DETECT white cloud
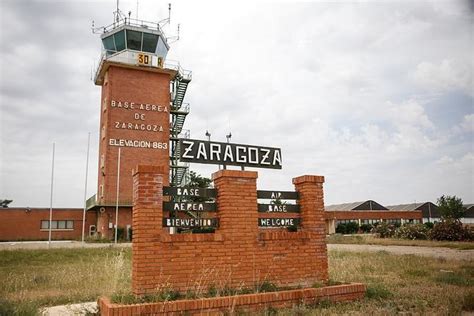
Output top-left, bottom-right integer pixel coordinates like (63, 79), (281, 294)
(413, 59), (473, 96)
(1, 0), (473, 207)
(386, 99), (434, 129)
(460, 114), (474, 133)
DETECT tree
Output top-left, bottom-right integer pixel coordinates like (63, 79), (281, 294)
(187, 171), (212, 203)
(188, 171), (212, 189)
(437, 195), (465, 221)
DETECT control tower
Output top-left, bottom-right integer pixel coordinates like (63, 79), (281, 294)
(86, 9), (191, 238)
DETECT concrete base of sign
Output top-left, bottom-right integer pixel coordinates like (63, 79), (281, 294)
(98, 283), (366, 315)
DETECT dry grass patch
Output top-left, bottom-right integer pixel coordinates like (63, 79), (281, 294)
(327, 233), (474, 249)
(0, 247), (130, 314)
(0, 247), (473, 315)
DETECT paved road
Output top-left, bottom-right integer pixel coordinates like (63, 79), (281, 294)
(328, 243), (474, 261)
(0, 240), (131, 250)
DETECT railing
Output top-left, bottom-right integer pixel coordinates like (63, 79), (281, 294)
(85, 194), (134, 209)
(93, 17), (166, 37)
(94, 51), (192, 83)
(171, 102), (190, 113)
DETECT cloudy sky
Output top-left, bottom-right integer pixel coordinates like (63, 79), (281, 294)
(0, 0), (472, 208)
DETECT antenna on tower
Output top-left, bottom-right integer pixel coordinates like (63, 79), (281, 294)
(167, 24), (180, 44)
(168, 3), (171, 23)
(116, 0), (120, 23)
(158, 3), (171, 27)
(136, 0), (139, 20)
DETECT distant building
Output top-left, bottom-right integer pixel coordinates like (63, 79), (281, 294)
(325, 200), (474, 234)
(386, 202), (440, 223)
(324, 200), (422, 234)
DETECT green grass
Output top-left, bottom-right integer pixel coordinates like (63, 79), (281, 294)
(327, 233), (474, 250)
(0, 247), (473, 315)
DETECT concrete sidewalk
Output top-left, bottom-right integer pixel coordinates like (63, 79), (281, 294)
(41, 302), (97, 316)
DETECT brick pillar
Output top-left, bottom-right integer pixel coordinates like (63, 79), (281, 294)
(293, 175), (328, 280)
(292, 175), (325, 232)
(212, 170), (258, 239)
(132, 165), (165, 295)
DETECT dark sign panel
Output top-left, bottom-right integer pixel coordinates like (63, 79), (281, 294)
(163, 186), (216, 198)
(258, 218), (300, 227)
(163, 218), (219, 228)
(163, 202), (217, 212)
(179, 139), (282, 169)
(257, 190), (298, 200)
(258, 204), (300, 213)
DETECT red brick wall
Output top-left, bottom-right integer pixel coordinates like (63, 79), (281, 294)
(325, 210), (422, 220)
(0, 208), (97, 241)
(132, 166), (329, 295)
(96, 207), (133, 239)
(96, 65), (172, 207)
(99, 283), (366, 315)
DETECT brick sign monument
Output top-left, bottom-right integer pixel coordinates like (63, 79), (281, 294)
(93, 9), (365, 315)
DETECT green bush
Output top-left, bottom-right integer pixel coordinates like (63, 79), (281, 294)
(424, 222), (434, 229)
(373, 222), (396, 238)
(335, 222), (359, 234)
(359, 223), (373, 233)
(430, 220), (473, 241)
(394, 224), (429, 240)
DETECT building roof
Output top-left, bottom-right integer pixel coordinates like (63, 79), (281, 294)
(464, 204), (474, 218)
(325, 200), (388, 211)
(386, 202), (430, 211)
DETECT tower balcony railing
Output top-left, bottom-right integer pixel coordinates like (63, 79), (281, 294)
(170, 102), (190, 113)
(94, 50), (192, 83)
(94, 16), (166, 36)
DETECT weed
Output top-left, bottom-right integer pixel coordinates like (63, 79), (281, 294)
(405, 269), (428, 277)
(463, 292), (474, 311)
(257, 281), (278, 293)
(434, 272), (472, 286)
(365, 284), (392, 300)
(312, 281), (325, 288)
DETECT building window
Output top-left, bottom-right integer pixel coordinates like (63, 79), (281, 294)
(361, 219), (381, 225)
(336, 219), (358, 225)
(40, 220), (74, 230)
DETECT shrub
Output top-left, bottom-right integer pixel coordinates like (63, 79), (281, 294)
(359, 223), (373, 233)
(336, 222), (359, 234)
(430, 220), (473, 241)
(424, 222), (434, 229)
(335, 223), (346, 234)
(394, 224), (429, 240)
(373, 222), (396, 238)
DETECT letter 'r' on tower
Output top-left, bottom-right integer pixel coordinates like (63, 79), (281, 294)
(88, 6), (192, 238)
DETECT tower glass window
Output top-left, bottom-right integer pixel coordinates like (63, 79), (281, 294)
(126, 30), (142, 51)
(102, 35), (116, 53)
(114, 31), (126, 51)
(142, 33), (158, 53)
